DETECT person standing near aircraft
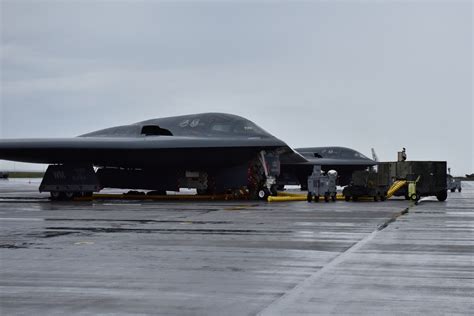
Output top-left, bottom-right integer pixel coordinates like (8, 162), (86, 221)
(398, 148), (407, 162)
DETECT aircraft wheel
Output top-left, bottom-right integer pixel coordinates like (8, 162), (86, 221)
(458, 188), (462, 192)
(307, 192), (313, 203)
(450, 188), (455, 192)
(257, 188), (270, 201)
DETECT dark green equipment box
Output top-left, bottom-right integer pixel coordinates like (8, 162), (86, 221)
(378, 161), (447, 201)
(342, 170), (390, 201)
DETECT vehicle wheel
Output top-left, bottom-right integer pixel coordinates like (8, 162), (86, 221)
(344, 195), (351, 202)
(380, 193), (387, 202)
(324, 194), (330, 202)
(410, 193), (419, 202)
(331, 194), (337, 202)
(450, 188), (455, 192)
(314, 195), (320, 202)
(258, 188), (270, 201)
(458, 188), (462, 192)
(436, 191), (447, 202)
(307, 192), (313, 203)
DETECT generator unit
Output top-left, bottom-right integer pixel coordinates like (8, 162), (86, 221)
(307, 165), (337, 202)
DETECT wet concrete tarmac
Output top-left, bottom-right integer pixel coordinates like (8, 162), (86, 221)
(0, 179), (473, 315)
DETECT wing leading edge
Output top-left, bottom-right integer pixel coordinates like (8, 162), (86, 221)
(0, 136), (299, 168)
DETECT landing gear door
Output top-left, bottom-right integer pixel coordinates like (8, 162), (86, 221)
(264, 152), (281, 177)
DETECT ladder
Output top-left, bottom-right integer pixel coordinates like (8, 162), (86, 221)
(386, 180), (407, 198)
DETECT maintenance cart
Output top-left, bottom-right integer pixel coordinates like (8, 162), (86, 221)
(342, 170), (390, 202)
(307, 166), (337, 202)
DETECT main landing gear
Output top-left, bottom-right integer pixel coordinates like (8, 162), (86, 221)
(249, 151), (281, 201)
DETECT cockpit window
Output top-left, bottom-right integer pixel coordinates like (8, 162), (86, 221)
(141, 125), (173, 136)
(310, 148), (334, 158)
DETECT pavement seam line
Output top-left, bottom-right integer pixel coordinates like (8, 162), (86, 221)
(377, 206), (410, 231)
(257, 227), (379, 316)
(257, 204), (413, 316)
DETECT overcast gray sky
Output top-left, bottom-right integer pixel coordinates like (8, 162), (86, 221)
(0, 0), (472, 175)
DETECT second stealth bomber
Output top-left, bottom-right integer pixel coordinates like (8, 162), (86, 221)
(279, 146), (377, 188)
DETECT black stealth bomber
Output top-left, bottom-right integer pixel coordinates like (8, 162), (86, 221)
(0, 113), (306, 200)
(279, 146), (377, 188)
